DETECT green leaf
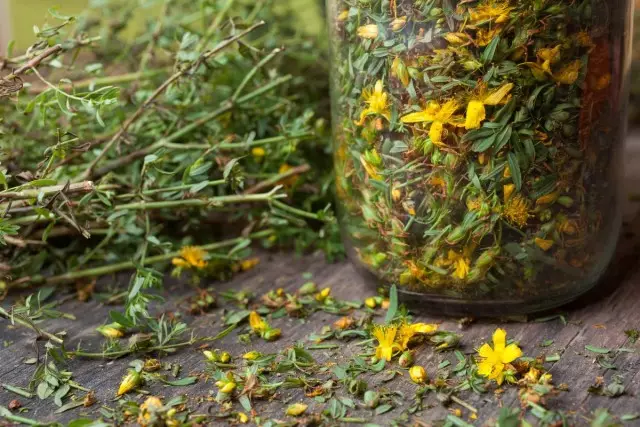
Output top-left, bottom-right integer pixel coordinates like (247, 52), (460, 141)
(471, 133), (497, 152)
(585, 345), (610, 354)
(507, 152), (522, 191)
(375, 404), (394, 415)
(481, 36), (500, 64)
(384, 284), (398, 324)
(162, 377), (198, 386)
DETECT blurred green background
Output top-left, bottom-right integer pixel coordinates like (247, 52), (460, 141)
(2, 0), (325, 51)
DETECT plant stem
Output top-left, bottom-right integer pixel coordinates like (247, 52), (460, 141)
(1, 45), (62, 81)
(114, 189), (285, 211)
(10, 229), (274, 288)
(116, 179), (226, 199)
(28, 69), (168, 94)
(0, 407), (40, 426)
(90, 74), (294, 179)
(82, 21), (266, 179)
(270, 199), (333, 223)
(244, 163), (310, 195)
(0, 181), (104, 200)
(0, 307), (64, 344)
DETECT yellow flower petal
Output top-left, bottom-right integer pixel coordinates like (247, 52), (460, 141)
(554, 60), (582, 85)
(411, 323), (439, 334)
(503, 184), (515, 202)
(357, 24), (379, 39)
(534, 237), (554, 251)
(464, 100), (486, 130)
(477, 343), (494, 359)
(429, 120), (445, 144)
(483, 83), (514, 106)
(401, 110), (434, 123)
(492, 328), (507, 352)
(501, 343), (523, 364)
(436, 100), (460, 122)
(477, 360), (494, 377)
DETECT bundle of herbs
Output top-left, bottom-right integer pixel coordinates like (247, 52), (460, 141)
(329, 0), (628, 304)
(0, 0), (341, 292)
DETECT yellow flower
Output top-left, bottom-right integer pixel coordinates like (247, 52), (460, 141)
(502, 184), (515, 202)
(278, 163), (299, 187)
(409, 365), (427, 384)
(469, 2), (513, 24)
(215, 372), (237, 394)
(534, 238), (554, 251)
(401, 100), (464, 145)
(286, 403), (308, 417)
(117, 369), (141, 396)
(476, 328), (523, 385)
(315, 287), (331, 302)
(249, 311), (269, 334)
(137, 396), (163, 427)
(337, 10), (349, 22)
(356, 80), (391, 126)
(365, 296), (378, 308)
(372, 325), (401, 361)
(239, 257), (260, 271)
(172, 246), (208, 269)
(238, 412), (249, 423)
(390, 16), (407, 31)
(554, 60), (582, 85)
(464, 83), (514, 130)
(503, 195), (530, 228)
(476, 27), (503, 46)
(357, 24), (379, 40)
(251, 147), (266, 158)
(397, 322), (439, 349)
(453, 257), (470, 280)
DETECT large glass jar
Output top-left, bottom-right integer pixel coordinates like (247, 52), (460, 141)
(328, 0), (632, 315)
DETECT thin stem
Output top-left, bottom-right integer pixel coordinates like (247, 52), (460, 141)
(270, 199), (333, 223)
(231, 47), (283, 102)
(82, 21), (266, 179)
(28, 69), (167, 94)
(116, 179), (226, 199)
(1, 45), (62, 81)
(10, 229), (274, 287)
(0, 181), (102, 200)
(244, 163), (310, 195)
(113, 189), (284, 211)
(0, 307), (64, 345)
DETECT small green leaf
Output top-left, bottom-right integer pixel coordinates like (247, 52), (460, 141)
(507, 152), (522, 191)
(585, 345), (610, 354)
(384, 284), (398, 324)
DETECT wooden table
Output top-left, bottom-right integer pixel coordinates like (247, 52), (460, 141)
(2, 135), (640, 425)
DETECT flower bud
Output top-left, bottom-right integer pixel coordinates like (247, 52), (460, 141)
(238, 412), (249, 423)
(96, 323), (124, 339)
(143, 358), (161, 372)
(399, 351), (414, 367)
(285, 403), (308, 416)
(364, 297), (377, 309)
(348, 379), (368, 396)
(299, 281), (317, 295)
(390, 16), (407, 31)
(220, 352), (231, 363)
(263, 328), (281, 341)
(117, 369), (141, 396)
(364, 390), (380, 408)
(409, 365), (427, 384)
(243, 351), (262, 360)
(203, 350), (218, 362)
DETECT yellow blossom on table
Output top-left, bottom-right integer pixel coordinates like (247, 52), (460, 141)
(238, 412), (249, 423)
(464, 83), (514, 130)
(409, 365), (427, 384)
(137, 396), (164, 427)
(476, 328), (523, 385)
(357, 24), (379, 40)
(372, 325), (401, 361)
(243, 350), (261, 360)
(96, 323), (125, 339)
(286, 403), (308, 417)
(239, 257), (260, 271)
(315, 287), (331, 302)
(334, 316), (354, 330)
(401, 100), (465, 145)
(172, 246), (208, 269)
(503, 195), (530, 228)
(356, 80), (391, 126)
(215, 372), (237, 394)
(398, 322), (439, 349)
(249, 311), (269, 334)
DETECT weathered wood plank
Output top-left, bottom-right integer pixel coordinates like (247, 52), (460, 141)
(2, 232), (640, 426)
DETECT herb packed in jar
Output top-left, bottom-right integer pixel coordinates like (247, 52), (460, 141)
(327, 0), (632, 314)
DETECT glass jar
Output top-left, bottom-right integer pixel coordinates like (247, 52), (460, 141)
(328, 0), (632, 315)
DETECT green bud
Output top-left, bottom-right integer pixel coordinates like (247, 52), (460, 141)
(299, 281), (317, 295)
(430, 7), (442, 16)
(446, 226), (467, 244)
(364, 390), (380, 408)
(348, 379), (368, 396)
(263, 328), (281, 341)
(556, 196), (574, 208)
(398, 351), (414, 368)
(475, 248), (499, 269)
